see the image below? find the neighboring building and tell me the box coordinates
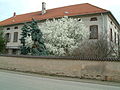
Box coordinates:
[0,3,120,56]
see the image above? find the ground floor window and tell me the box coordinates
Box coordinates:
[5,49,9,54]
[12,49,18,54]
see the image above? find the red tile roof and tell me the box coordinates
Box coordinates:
[0,3,108,26]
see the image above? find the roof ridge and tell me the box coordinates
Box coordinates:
[3,3,108,18]
[48,3,89,10]
[14,3,89,17]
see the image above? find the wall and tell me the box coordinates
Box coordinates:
[106,15,119,56]
[3,14,103,54]
[4,25,23,48]
[0,56,120,82]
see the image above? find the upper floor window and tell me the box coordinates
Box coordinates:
[5,33,11,42]
[78,18,82,22]
[110,28,113,41]
[118,35,119,45]
[13,32,18,42]
[110,21,113,25]
[89,25,98,39]
[114,32,116,43]
[7,28,10,30]
[14,26,18,29]
[90,17,97,21]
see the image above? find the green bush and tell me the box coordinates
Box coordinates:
[0,30,5,54]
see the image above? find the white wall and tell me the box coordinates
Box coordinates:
[3,15,105,54]
[4,25,23,49]
[3,14,119,56]
[106,15,119,56]
[80,15,103,40]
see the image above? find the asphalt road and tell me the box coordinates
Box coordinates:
[0,71,120,90]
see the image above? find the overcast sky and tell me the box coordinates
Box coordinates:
[0,0,120,23]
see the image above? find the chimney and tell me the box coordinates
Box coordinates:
[13,12,16,17]
[42,2,46,15]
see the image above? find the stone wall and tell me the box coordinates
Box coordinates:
[0,56,120,82]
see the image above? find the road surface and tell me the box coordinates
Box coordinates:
[0,71,120,90]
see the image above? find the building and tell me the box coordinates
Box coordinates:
[0,3,120,56]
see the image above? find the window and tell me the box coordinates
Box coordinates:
[110,29,113,41]
[14,26,18,29]
[7,28,10,30]
[118,35,119,45]
[12,49,18,54]
[64,11,69,14]
[13,32,18,42]
[5,49,9,54]
[78,18,82,21]
[114,32,116,43]
[89,25,98,39]
[90,17,97,21]
[110,21,113,25]
[5,33,11,42]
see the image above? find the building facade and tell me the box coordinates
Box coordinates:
[0,3,120,56]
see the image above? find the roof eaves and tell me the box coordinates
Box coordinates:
[107,11,120,30]
[0,22,24,27]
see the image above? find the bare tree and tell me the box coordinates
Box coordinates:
[71,38,118,58]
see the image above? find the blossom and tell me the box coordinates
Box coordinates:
[40,16,89,56]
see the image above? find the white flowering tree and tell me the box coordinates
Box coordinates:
[40,16,89,56]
